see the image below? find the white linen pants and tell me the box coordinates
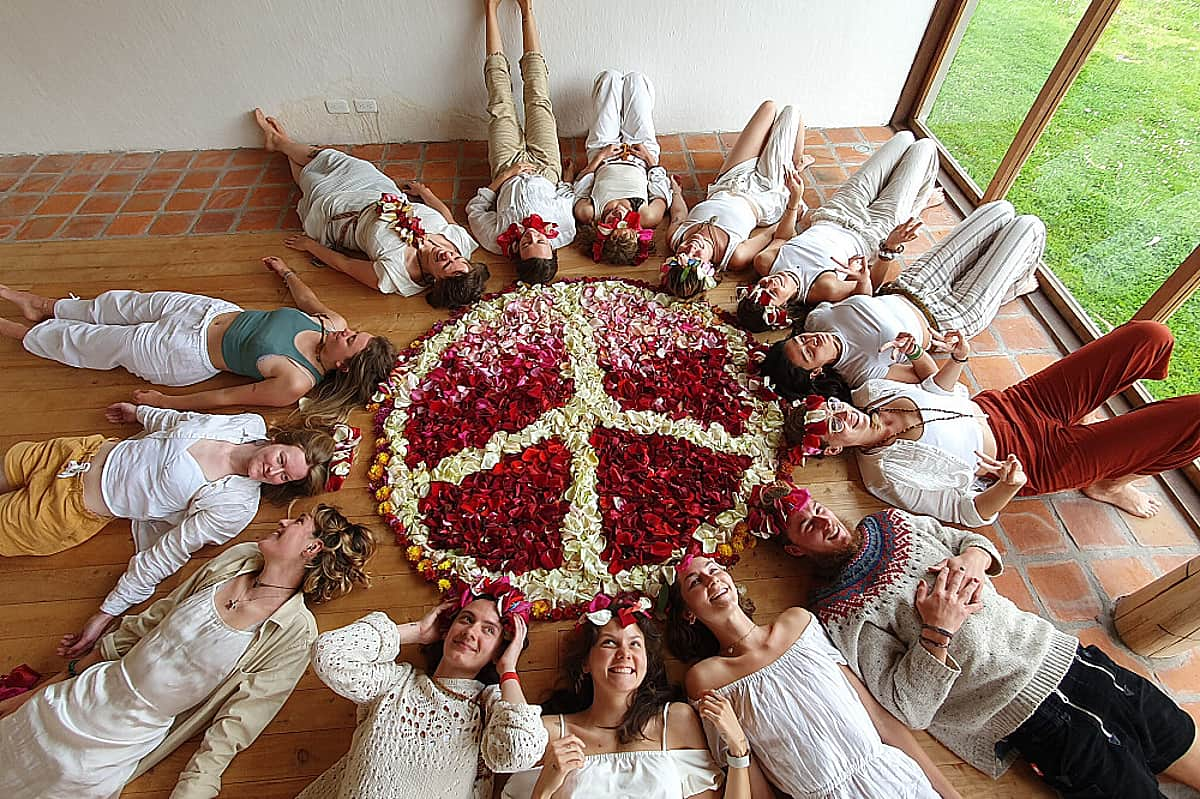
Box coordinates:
[896,200,1046,336]
[812,131,939,254]
[709,104,802,225]
[22,290,240,386]
[585,70,661,161]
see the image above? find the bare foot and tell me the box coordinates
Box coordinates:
[0,284,54,322]
[253,108,289,152]
[1083,479,1162,518]
[922,187,946,212]
[0,317,31,340]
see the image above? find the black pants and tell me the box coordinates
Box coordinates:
[1003,645,1195,798]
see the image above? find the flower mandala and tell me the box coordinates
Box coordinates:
[370,279,785,618]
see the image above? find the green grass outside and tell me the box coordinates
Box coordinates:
[926,0,1200,397]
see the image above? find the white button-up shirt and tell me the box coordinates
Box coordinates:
[466,174,577,255]
[100,406,266,616]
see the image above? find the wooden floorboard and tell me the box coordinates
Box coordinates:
[0,231,1054,796]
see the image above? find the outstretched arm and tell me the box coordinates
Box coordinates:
[403,181,457,226]
[665,176,690,243]
[262,256,346,329]
[133,370,311,412]
[282,234,378,289]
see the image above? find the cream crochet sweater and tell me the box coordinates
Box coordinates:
[811,509,1078,778]
[297,612,548,799]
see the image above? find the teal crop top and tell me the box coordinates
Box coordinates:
[220,309,327,384]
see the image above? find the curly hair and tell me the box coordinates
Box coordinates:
[259,422,337,504]
[661,260,719,300]
[663,578,757,664]
[576,223,649,266]
[303,335,398,421]
[426,262,491,309]
[517,251,559,284]
[301,503,376,604]
[760,337,852,403]
[541,614,673,744]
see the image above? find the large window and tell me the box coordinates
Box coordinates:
[908,0,1200,399]
[925,0,1088,191]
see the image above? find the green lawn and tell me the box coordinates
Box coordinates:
[926,0,1200,397]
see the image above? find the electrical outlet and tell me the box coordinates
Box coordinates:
[325,99,351,114]
[354,98,379,113]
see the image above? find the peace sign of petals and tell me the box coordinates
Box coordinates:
[369,279,786,619]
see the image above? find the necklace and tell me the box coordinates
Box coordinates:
[430,677,482,704]
[225,577,298,610]
[873,405,980,442]
[723,622,759,656]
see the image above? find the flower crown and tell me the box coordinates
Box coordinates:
[736,284,791,329]
[456,576,532,632]
[661,255,717,291]
[794,394,836,462]
[746,480,812,539]
[578,593,654,629]
[377,193,426,247]
[324,423,361,492]
[592,211,654,265]
[496,214,560,259]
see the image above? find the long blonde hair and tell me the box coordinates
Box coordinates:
[302,504,376,604]
[302,335,398,421]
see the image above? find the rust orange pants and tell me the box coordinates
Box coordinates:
[975,320,1200,494]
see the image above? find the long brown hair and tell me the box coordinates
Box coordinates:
[663,578,757,663]
[303,335,397,421]
[576,223,648,265]
[259,422,336,504]
[541,615,672,744]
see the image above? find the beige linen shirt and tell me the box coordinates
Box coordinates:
[99,542,317,799]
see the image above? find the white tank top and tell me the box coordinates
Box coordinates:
[499,705,722,799]
[806,294,925,388]
[591,160,649,217]
[670,194,758,269]
[771,222,863,302]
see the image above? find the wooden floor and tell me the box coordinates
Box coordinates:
[0,228,1080,799]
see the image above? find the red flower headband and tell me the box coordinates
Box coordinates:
[578,593,654,629]
[456,576,532,631]
[746,480,812,539]
[324,423,361,492]
[795,394,837,463]
[591,211,654,265]
[736,283,791,329]
[496,214,560,259]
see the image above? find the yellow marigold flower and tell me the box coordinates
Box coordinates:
[368,464,384,480]
[437,560,452,572]
[375,485,393,501]
[377,501,394,516]
[417,559,432,572]
[717,544,734,558]
[376,452,391,465]
[531,599,551,619]
[367,402,380,412]
[732,540,745,554]
[437,578,452,592]
[406,545,423,562]
[375,437,389,450]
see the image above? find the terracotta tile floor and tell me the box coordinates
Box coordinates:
[3,127,1199,710]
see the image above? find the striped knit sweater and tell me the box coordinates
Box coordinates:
[810,509,1078,778]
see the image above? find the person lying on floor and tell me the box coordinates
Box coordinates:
[760,481,1200,799]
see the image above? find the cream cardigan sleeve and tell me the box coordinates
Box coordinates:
[311,611,413,705]
[478,685,549,774]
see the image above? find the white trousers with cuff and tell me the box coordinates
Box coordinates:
[22,290,240,386]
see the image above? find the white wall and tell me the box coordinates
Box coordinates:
[0,0,934,155]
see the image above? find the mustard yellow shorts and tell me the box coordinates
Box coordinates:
[0,434,111,556]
